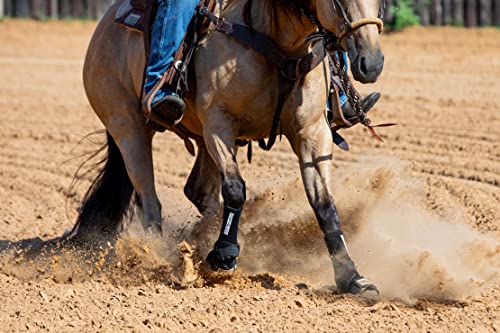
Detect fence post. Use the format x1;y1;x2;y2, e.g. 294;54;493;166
431;0;443;25
442;0;452;24
4;0;12;16
15;0;30;17
417;0;431;25
31;0;46;19
464;0;478;26
452;0;464;25
495;0;500;25
49;0;58;18
60;0;70;18
478;0;492;26
384;0;394;24
87;0;95;19
71;0;84;18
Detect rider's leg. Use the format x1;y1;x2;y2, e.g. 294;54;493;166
337;52;349;107
145;0;200;124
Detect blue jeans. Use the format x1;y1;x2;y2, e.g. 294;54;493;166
337;52;348;106
327;51;349;109
145;0;200;95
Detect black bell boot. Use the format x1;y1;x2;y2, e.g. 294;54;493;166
206;206;242;272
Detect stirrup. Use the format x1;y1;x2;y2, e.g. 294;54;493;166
143;73;185;129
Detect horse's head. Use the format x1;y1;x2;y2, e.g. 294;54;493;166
313;0;385;83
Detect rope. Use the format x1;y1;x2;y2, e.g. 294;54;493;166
338;18;384;42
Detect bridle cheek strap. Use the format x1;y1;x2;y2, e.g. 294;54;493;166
338;17;384;42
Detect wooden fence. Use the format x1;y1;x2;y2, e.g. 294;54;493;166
1;0;500;26
1;0;114;19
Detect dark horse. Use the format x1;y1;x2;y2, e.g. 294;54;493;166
70;0;385;296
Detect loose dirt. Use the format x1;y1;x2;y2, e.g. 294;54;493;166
0;21;498;332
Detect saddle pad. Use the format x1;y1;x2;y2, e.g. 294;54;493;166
115;0;146;33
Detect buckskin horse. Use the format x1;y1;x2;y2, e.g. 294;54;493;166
71;0;385;296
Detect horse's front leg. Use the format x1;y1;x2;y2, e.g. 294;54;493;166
287;119;379;296
201;106;245;271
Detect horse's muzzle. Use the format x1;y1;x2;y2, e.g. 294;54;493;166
347;33;385;84
351;48;384;83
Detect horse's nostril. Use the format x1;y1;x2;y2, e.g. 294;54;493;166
360;57;368;76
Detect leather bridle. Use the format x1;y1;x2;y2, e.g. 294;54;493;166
329;0;385;42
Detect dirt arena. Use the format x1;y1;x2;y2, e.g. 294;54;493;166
0;20;499;332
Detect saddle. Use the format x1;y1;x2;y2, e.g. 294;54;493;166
115;0;147;33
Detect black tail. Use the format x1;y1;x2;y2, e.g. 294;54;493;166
69;132;134;243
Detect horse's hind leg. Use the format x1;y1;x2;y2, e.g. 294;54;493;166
73;92;163;240
184;141;222;215
107;114;163;236
287;119;379;297
202;107;245;271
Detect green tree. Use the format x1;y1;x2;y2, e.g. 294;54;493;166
391;0;420;30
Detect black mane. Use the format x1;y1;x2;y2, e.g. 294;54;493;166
243;0;309;30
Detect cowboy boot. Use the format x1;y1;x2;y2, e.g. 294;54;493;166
150;89;185;125
341;91;381;119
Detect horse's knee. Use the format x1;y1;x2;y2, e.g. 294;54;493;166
221;176;246;208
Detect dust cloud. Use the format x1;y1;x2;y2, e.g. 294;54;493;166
238;156;499;301
1;155;497;301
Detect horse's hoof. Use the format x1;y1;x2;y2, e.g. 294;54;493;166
348;277;380;303
206;241;240;272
